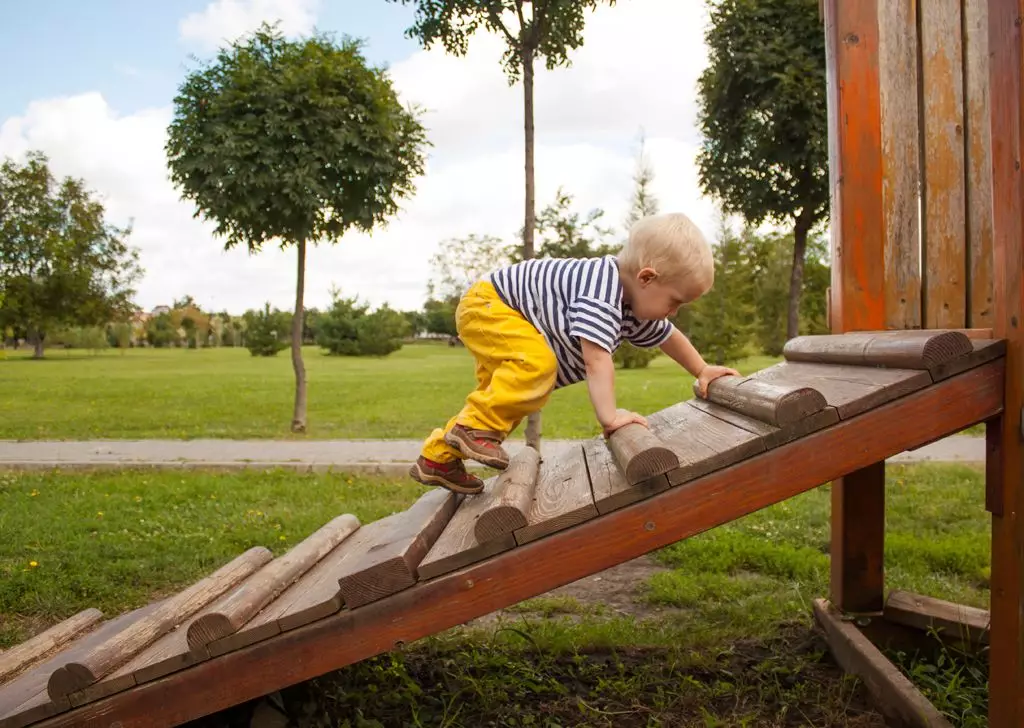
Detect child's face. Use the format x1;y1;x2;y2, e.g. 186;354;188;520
628;268;703;320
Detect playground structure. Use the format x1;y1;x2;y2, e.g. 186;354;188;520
0;1;1021;726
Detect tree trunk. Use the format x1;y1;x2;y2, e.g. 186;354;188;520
32;332;44;360
522;43;542;451
787;209;811;341
291;239;308;433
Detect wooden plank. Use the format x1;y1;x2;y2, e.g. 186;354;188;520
646;403;764;487
831;461;885;613
335;488;459;609
878;0;922;329
752;361;931;419
0;611;103;684
928;338;1006;381
964;0;994;329
605;423;678;485
884;590;989;646
783;331;973;369
473;448;540;542
186;514;359;650
843;327;994;340
686;398;839;450
698;376;827;427
919;0;967;329
418;477;517;581
34;361;1005;728
987;1;1024;723
46;547;272;700
583;435;669;515
813;599;954;727
514;445;596;545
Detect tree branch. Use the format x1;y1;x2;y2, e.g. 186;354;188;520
487;1;519;47
514;0;529;43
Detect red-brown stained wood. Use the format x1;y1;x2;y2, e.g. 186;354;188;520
473;448;540;543
783;331;972;369
583;435;669;515
813;599;954;727
986;1;1024;724
884;590;989;647
46;547;272;700
831;461;885;613
31;361;1004;728
698;376;827;427
920;0;967;329
0;611;103;685
514;445;596;544
186;515;359;650
605;423;678;485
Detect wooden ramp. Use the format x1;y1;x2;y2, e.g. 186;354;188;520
0;331;1005;728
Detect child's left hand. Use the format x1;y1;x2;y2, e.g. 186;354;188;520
695;364;740;398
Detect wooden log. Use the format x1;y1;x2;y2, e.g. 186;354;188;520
0;611;102;684
583;435;669;515
604;423;679;486
186;514;359;650
697;376;827;427
686;398;839;451
813;599;955;728
473;447;541;543
783;331;973;369
884;590;989;647
335;488;459;609
928;338;1006;381
45;547;271;700
32;361;1005;728
514;445;596;545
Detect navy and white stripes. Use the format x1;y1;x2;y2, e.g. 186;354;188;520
489;255;675;388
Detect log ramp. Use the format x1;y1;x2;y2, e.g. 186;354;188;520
0;331;1005;728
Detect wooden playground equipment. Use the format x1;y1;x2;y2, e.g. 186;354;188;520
0;1;1021;726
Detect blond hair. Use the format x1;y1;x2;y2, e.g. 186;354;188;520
618;212;714;291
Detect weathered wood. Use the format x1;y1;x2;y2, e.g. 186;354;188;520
686;398;840;451
884;590;989;647
186;515;359;650
831;461;885;613
583;435;669;514
928;338;1006;381
473;448;541;543
813;599;954;728
646;403;764;487
753;361;931;420
0;611;103;685
783;331;973;369
46;547;271;700
418;478;517;581
964;0;994;329
335;488;459;609
920;0;967;330
605;423;678;486
32;361;1005;728
698;376;827;427
514;445;596;544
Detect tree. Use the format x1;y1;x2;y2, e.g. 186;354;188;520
696;0;828;341
246;303;288;357
166;23;428;432
428;233;512;302
316;290;410;357
529;187;616;260
624;130;659;230
392;0;614;448
0;152;142;358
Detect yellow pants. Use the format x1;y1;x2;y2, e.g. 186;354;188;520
421;280;558;463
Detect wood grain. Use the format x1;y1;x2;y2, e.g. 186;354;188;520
335;488;459;608
605;423;678;485
186;515;359;650
783;331;972;369
686;398;839;451
928;338;1006;381
46;547;271;700
514;445;596;544
831;461;885;613
474;448;541;543
884;590;989;647
0;611;102;685
31;361;1004;728
698;376;827;427
583;435;669;514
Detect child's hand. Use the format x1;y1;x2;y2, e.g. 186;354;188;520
695;365;740;398
602;409;648;438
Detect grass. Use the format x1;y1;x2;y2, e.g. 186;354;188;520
0;344;777;441
1;462;991;726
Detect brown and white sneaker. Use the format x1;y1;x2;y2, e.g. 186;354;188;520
409;456;484;494
443;424;510;470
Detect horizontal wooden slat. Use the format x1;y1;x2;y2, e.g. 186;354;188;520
514;445;596;545
884;590;989;646
784;331;972;368
0;611;103;685
686;398;840;450
698;376;827;427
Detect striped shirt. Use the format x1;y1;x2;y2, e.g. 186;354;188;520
489;255;675;388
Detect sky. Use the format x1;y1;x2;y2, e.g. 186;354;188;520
0;0;723;315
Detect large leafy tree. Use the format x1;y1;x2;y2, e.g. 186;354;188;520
166;24;428;432
0;151;141;359
696;0;828;341
390;0;614;448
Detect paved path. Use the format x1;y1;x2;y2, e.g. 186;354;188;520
0;435;986;474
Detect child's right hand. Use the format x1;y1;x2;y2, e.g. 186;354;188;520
601;409;648;438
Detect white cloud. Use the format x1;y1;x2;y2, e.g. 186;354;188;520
179;0;321;52
0;0;725;316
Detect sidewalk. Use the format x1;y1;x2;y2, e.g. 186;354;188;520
0;435;986;474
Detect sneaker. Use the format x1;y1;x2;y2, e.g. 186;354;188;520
444;424;510;470
409;456;484;494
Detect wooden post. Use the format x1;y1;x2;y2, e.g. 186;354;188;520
986;1;1024;724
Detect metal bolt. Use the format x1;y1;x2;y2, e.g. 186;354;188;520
644;521;655;532
465;579;474;589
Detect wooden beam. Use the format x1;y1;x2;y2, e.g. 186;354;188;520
29;361;1004;728
783;331;972;369
605;423;678;486
883;590;989;647
697;376;827;427
0;611;103;685
473;448;540;542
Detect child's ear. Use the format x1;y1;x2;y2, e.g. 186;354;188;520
637;267;658;286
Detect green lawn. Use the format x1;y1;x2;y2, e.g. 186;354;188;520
0;344;777;441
